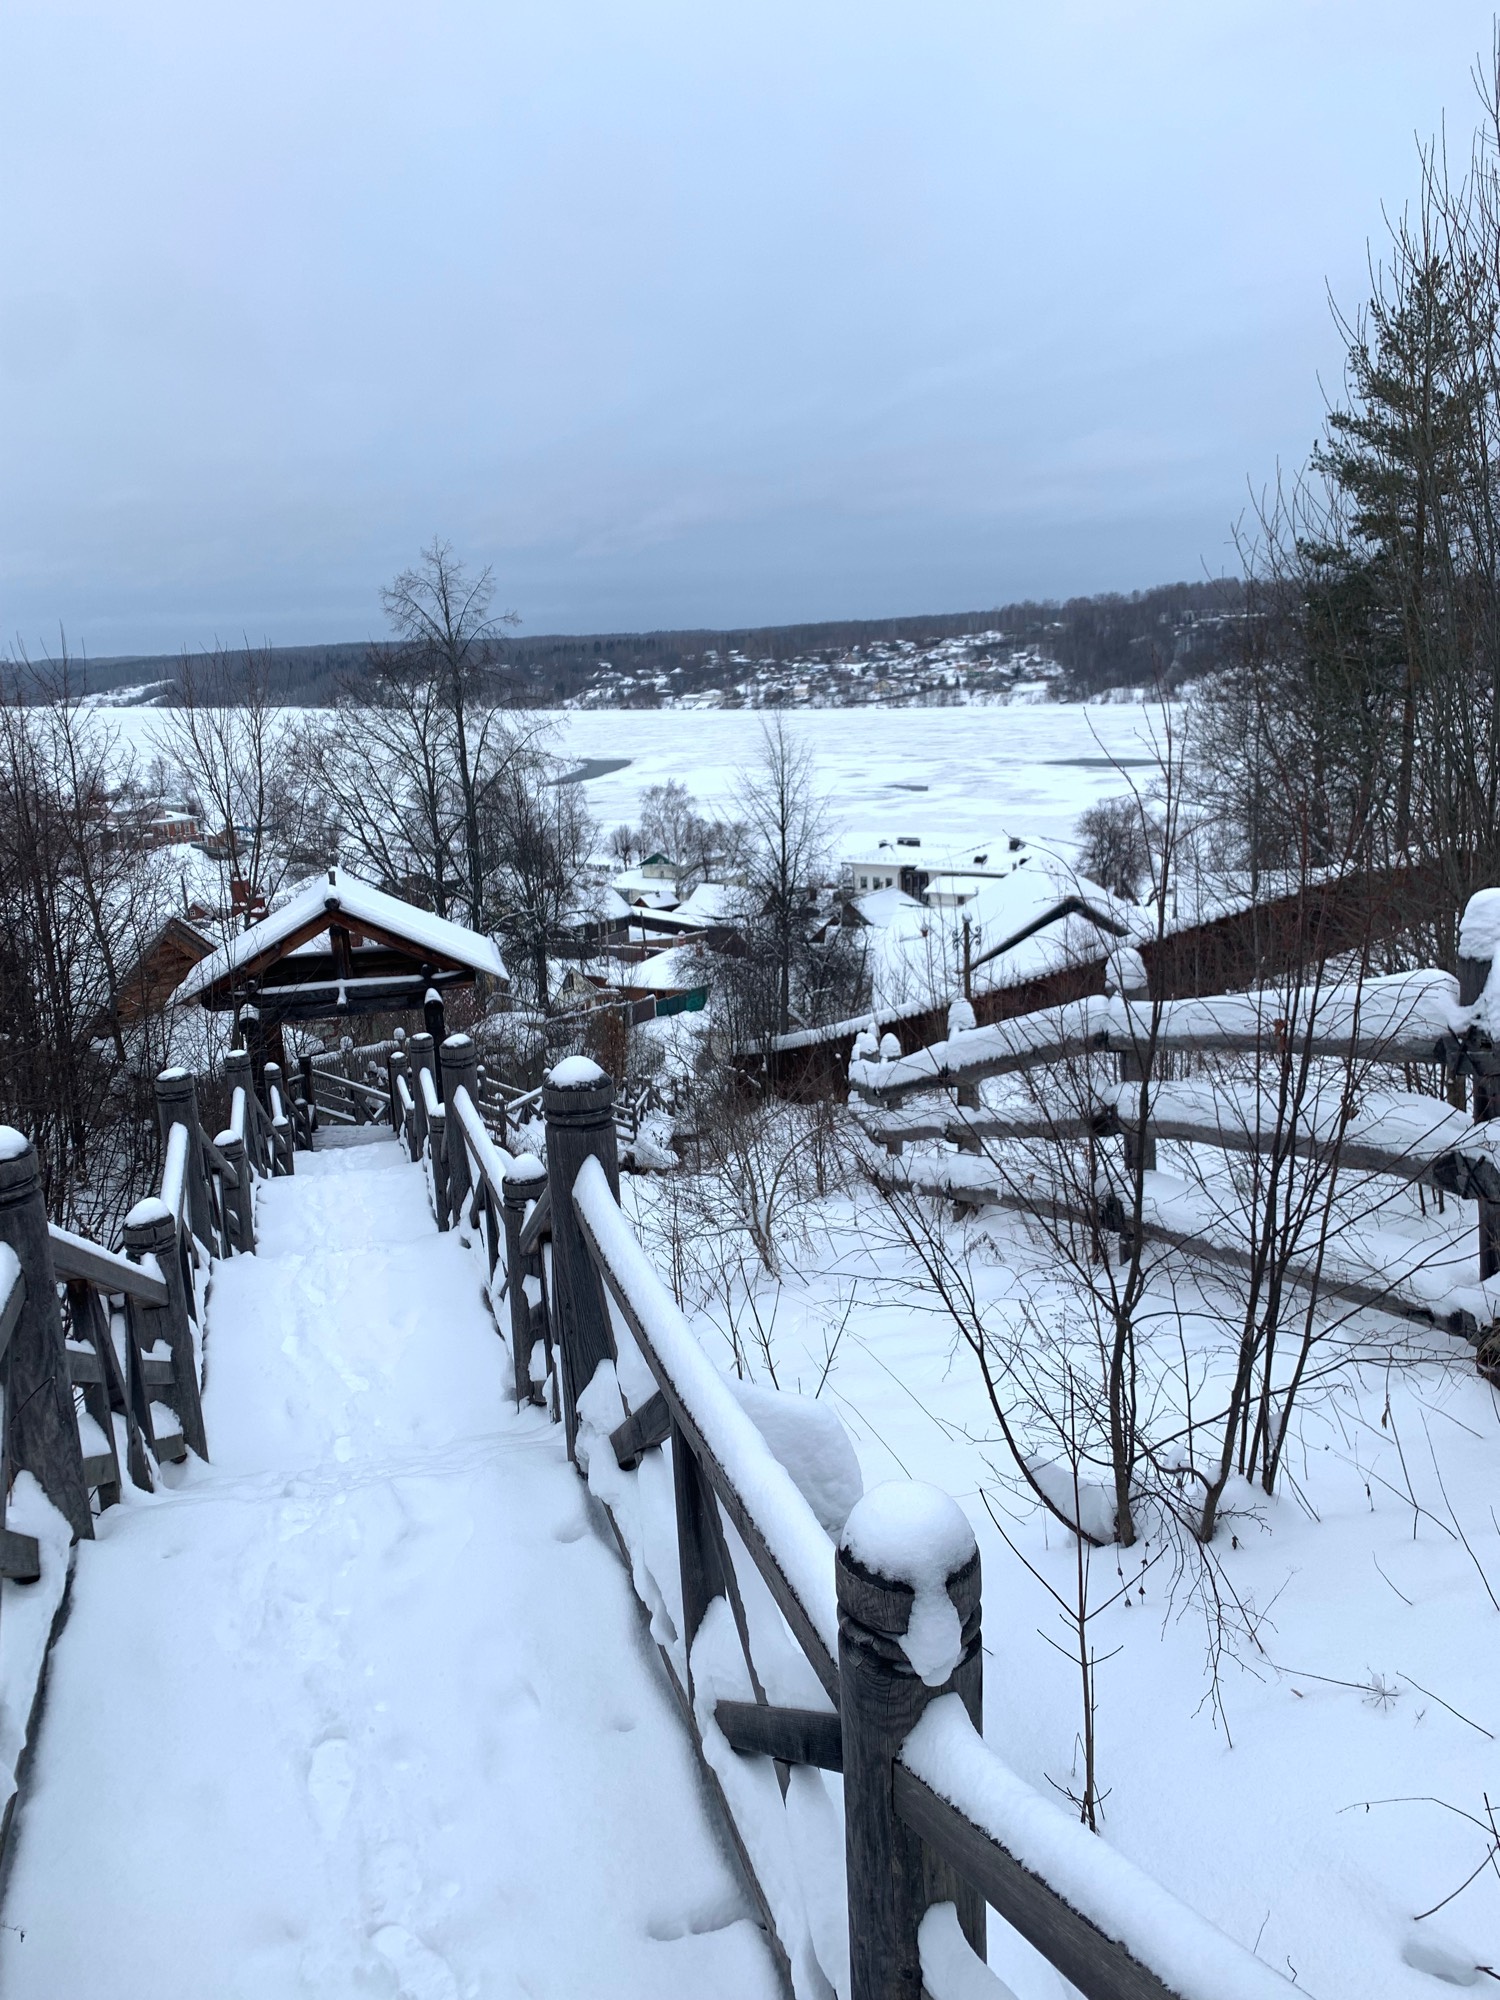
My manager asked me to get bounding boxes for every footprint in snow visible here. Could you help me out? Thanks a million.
[372,1924,460,2000]
[307,1736,355,1840]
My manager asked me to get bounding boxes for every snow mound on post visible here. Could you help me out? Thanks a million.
[841,1480,976,1687]
[0,1127,28,1162]
[1460,887,1500,961]
[727,1380,863,1538]
[547,1055,606,1089]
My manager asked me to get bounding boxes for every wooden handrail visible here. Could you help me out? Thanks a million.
[572,1152,840,1699]
[896,1700,1303,2000]
[48,1224,170,1307]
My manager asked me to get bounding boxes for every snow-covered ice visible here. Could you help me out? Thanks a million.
[0,1139,778,1998]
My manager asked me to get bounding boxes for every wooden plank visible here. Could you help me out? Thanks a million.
[81,1450,117,1488]
[47,1227,169,1306]
[894,1762,1198,2000]
[611,1388,670,1469]
[0,1264,23,1365]
[518,1186,552,1254]
[674,1417,731,1691]
[0,1526,41,1583]
[714,1699,843,1771]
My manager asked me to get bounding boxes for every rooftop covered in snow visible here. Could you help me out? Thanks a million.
[178,867,508,1022]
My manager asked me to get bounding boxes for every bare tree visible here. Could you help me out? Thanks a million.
[482,739,596,1011]
[163,645,312,932]
[379,540,520,928]
[0,664,177,1231]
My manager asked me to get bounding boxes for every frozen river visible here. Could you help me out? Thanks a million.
[99,699,1168,858]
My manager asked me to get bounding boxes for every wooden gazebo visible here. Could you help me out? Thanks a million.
[178,868,508,1052]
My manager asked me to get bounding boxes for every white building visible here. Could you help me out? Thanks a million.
[841,833,1031,907]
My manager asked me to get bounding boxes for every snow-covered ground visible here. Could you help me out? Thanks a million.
[613,1149,1500,1997]
[0,1140,779,1999]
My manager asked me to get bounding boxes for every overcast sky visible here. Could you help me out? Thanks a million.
[3,2,1498,657]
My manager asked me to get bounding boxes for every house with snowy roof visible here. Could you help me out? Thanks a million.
[840,832,1031,907]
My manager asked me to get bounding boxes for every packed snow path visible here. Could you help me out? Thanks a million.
[0,1138,780,1998]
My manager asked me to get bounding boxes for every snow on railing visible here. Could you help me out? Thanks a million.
[900,1697,1302,2000]
[573,1149,841,1685]
[848,971,1462,1106]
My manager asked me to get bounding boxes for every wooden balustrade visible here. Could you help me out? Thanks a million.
[0,1050,264,1570]
[388,1049,1315,1997]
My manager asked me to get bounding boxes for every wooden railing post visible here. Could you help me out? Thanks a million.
[122,1198,209,1462]
[224,1046,260,1174]
[1113,950,1156,1176]
[155,1068,217,1252]
[836,1482,984,2000]
[440,1034,480,1228]
[262,1062,294,1175]
[390,1050,419,1160]
[1459,913,1500,1283]
[0,1132,93,1540]
[408,1032,435,1152]
[542,1058,619,1460]
[502,1155,548,1407]
[423,987,447,1056]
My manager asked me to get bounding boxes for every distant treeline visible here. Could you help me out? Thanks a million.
[23,576,1244,706]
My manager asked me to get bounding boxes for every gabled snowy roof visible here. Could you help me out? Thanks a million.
[674,881,742,923]
[177,867,506,1000]
[851,887,924,930]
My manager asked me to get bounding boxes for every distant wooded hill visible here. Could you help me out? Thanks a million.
[24,577,1243,706]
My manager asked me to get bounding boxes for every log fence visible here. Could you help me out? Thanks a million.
[849,943,1500,1352]
[395,1037,1307,2000]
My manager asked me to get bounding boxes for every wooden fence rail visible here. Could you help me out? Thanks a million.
[396,1044,1308,2000]
[849,927,1500,1351]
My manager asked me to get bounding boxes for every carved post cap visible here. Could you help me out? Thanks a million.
[122,1195,174,1249]
[155,1067,196,1102]
[836,1480,985,1996]
[542,1056,614,1130]
[837,1480,981,1677]
[408,1032,435,1062]
[502,1152,548,1209]
[0,1127,39,1206]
